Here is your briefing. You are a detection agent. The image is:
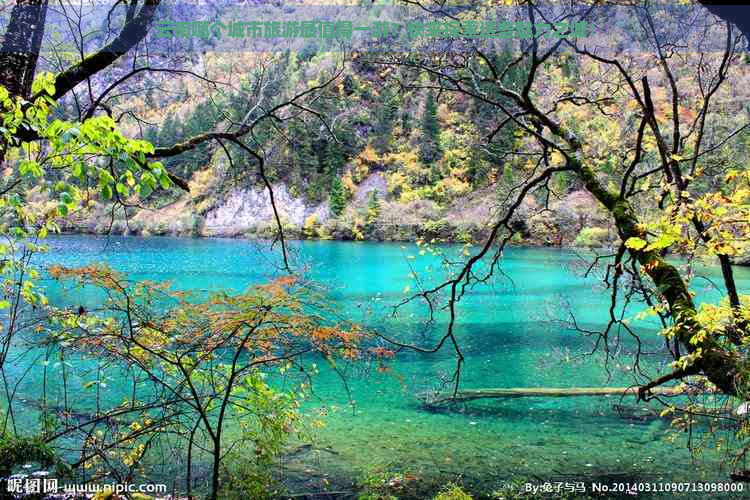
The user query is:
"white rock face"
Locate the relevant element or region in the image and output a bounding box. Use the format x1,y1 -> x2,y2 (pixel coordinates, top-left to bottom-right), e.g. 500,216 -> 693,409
354,173 -> 388,203
202,184 -> 329,236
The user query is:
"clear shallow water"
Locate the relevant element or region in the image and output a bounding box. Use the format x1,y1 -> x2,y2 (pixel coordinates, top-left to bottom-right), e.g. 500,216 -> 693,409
10,236 -> 750,497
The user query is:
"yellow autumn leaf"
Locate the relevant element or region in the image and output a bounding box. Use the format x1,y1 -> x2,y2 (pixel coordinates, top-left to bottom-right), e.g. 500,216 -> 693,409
625,237 -> 648,250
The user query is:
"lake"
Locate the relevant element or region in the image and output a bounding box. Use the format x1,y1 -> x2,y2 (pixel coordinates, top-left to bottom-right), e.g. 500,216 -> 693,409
10,235 -> 749,497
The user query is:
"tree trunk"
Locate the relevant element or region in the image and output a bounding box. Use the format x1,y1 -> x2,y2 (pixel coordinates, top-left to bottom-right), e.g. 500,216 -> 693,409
0,0 -> 48,98
210,436 -> 221,500
186,419 -> 200,499
574,157 -> 739,395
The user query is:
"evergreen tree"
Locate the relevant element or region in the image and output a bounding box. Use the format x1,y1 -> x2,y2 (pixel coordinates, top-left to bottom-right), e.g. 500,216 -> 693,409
366,189 -> 381,226
324,140 -> 346,182
373,88 -> 400,153
179,101 -> 220,177
401,108 -> 411,138
159,114 -> 180,147
429,162 -> 443,185
144,126 -> 159,147
289,120 -> 318,182
419,90 -> 441,164
158,115 -> 181,177
329,177 -> 346,216
465,147 -> 488,186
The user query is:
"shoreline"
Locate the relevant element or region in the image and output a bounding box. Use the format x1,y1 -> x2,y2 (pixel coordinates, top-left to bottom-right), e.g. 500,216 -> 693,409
53,230 -> 750,267
57,228 -> 595,248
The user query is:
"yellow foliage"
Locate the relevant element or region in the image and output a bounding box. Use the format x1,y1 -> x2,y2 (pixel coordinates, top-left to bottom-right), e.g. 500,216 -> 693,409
386,171 -> 411,197
351,216 -> 365,240
358,144 -> 380,164
341,170 -> 357,197
303,214 -> 319,238
432,176 -> 471,202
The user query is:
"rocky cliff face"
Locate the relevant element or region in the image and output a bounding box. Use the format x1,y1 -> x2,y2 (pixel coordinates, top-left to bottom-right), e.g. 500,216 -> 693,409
58,166 -> 614,248
58,182 -> 329,238
353,172 -> 388,203
201,184 -> 329,236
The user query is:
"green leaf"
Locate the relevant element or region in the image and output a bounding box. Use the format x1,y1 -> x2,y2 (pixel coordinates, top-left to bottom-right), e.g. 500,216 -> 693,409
625,237 -> 647,251
135,183 -> 152,198
159,174 -> 171,190
71,162 -> 85,179
150,162 -> 164,177
98,169 -> 114,186
124,170 -> 136,187
645,234 -> 677,251
19,159 -> 42,178
141,171 -> 157,189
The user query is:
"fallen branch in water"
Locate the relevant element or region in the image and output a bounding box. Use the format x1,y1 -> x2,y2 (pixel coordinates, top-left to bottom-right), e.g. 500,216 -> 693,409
418,386 -> 710,407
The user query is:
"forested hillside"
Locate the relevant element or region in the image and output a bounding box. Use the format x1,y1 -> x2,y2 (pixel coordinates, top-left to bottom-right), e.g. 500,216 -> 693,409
50,48 -> 626,248
55,41 -> 747,264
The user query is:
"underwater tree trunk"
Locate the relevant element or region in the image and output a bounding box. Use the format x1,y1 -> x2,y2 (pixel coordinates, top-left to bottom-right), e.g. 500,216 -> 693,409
420,386 -> 702,406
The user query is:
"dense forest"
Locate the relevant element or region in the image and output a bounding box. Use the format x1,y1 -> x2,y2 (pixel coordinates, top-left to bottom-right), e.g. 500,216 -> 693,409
55,48 -> 633,249
1,1 -> 750,499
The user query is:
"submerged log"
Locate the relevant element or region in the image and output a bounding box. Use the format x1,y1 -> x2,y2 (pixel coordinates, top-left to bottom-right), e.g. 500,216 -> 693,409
418,386 -> 701,406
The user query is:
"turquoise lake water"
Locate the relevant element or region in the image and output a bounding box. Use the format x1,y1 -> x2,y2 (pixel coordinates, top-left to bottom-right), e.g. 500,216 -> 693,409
10,235 -> 750,498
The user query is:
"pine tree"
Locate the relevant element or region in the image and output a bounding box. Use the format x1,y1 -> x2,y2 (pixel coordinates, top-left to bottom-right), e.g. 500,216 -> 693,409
373,88 -> 400,153
144,126 -> 159,147
324,140 -> 346,182
401,109 -> 411,138
179,101 -> 219,177
419,90 -> 441,165
429,162 -> 443,185
159,114 -> 179,147
366,189 -> 381,226
465,148 -> 488,186
329,177 -> 346,216
289,120 -> 318,188
158,115 -> 181,177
